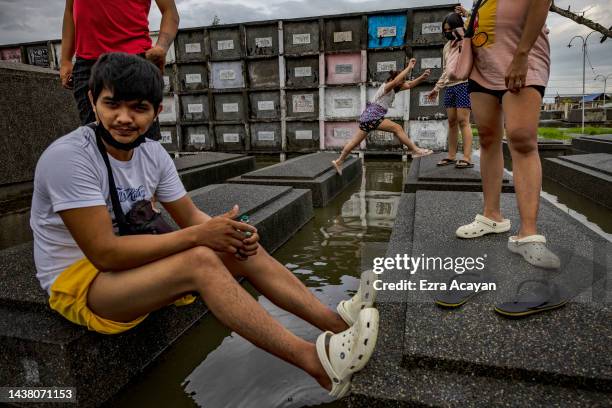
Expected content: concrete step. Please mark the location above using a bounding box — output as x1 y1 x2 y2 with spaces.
228 152 362 207
405 153 514 193
543 153 612 210
174 152 256 191
571 135 612 155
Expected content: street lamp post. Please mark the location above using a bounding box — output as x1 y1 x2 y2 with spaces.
568 31 598 134
594 74 611 122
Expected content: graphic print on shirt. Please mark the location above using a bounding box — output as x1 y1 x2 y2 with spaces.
472 0 496 48
116 185 146 203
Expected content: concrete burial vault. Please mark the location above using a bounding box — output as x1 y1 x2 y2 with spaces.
405 152 515 193
542 153 612 210
0 184 313 407
348 154 612 407
228 152 363 207
571 134 612 155
173 152 255 191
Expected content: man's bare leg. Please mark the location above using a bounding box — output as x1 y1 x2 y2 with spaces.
87 246 332 389
217 249 349 334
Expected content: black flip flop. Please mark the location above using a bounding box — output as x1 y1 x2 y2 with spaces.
433 272 492 308
495 279 569 318
437 158 457 166
455 159 474 169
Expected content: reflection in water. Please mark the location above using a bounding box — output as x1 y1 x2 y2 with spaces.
185 163 403 408
107 160 406 408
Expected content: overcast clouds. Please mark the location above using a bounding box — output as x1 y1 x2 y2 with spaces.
0 0 610 97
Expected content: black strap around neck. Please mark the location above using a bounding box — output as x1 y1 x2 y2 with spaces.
465 0 484 38
89 123 128 234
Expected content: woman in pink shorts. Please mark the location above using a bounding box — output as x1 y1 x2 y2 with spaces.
455 0 560 269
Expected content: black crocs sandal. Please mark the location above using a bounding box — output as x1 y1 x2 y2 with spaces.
494 279 569 318
455 159 474 169
433 272 492 308
437 158 457 166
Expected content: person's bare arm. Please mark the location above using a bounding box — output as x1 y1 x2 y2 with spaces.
146 0 180 71
506 0 551 92
401 69 431 91
161 195 211 228
384 58 417 93
60 0 75 89
162 196 260 259
59 201 255 272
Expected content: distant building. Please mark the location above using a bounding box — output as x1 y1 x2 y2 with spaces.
543 93 610 111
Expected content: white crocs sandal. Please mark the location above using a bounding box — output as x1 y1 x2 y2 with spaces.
316 308 380 399
508 235 561 269
337 269 377 326
456 214 511 239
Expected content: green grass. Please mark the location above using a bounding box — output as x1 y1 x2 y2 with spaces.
470 126 612 141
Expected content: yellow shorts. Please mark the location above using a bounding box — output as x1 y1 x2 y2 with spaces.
49 258 197 335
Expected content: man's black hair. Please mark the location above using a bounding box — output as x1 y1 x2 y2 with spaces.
443 12 465 31
89 52 163 111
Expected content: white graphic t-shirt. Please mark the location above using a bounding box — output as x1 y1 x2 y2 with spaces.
30 126 187 294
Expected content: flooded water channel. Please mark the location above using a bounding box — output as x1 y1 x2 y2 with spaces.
105 153 611 407
106 159 405 408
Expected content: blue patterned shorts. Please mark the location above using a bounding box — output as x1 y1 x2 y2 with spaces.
443 82 471 109
359 103 387 132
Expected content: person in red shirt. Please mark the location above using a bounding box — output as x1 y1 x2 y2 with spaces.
59 0 179 127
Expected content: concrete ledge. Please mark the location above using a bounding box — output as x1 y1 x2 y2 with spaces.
0 184 313 407
571 135 612 155
174 153 256 191
542 154 612 210
228 152 362 207
405 153 514 193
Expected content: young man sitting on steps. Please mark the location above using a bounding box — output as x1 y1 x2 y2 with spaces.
30 52 379 398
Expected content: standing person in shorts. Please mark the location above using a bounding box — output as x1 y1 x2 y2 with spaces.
332 59 433 175
455 1 560 270
427 12 474 169
59 0 179 132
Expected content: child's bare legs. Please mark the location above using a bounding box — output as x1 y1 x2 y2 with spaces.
333 129 367 174
377 119 431 155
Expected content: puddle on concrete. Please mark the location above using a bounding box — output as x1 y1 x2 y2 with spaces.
106 160 404 408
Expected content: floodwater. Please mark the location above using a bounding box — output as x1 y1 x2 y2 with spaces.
101 153 610 407
106 159 405 408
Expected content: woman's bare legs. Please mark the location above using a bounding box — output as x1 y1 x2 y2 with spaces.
470 92 505 222
445 107 459 160
333 129 368 174
457 107 473 163
502 88 543 238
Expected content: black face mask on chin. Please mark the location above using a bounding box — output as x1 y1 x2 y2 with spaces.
95 121 147 151
444 31 456 41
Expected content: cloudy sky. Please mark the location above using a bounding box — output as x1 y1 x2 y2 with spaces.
1 0 611 97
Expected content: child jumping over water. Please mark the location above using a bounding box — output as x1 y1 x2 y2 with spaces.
332 58 433 174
